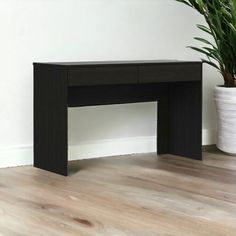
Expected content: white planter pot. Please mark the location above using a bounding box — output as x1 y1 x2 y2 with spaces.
214 86 236 154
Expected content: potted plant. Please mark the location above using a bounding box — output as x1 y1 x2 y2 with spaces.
176 0 236 154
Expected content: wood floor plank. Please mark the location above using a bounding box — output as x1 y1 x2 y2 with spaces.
0 149 236 235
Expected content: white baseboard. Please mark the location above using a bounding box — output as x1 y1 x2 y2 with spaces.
0 136 156 168
202 129 216 145
68 136 156 161
0 129 216 168
0 146 33 168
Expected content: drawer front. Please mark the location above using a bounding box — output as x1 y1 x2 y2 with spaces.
68 65 138 86
139 63 202 83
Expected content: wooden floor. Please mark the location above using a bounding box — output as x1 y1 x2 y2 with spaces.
1 147 236 236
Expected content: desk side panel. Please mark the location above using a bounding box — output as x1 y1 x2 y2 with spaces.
34 65 68 176
168 80 202 159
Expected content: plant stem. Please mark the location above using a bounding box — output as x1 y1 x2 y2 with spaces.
224 73 236 87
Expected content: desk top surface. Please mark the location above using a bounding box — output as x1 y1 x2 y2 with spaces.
34 60 202 67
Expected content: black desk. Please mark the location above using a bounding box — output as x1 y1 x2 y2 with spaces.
34 60 202 176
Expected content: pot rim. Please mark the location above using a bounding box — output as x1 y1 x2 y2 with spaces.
215 85 236 88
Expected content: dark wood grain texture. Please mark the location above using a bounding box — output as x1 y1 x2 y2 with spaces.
68 65 138 86
34 65 68 176
34 60 202 176
168 81 202 159
139 63 202 83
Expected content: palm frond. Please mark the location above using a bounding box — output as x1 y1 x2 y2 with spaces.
176 0 236 86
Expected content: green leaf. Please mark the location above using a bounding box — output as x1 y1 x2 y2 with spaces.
194 37 215 47
176 0 236 85
201 59 220 70
197 24 212 35
175 0 193 7
187 46 212 57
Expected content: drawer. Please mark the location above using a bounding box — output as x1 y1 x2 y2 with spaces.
139 63 202 83
68 65 138 86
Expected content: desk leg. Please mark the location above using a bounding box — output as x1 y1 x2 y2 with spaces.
157 81 202 160
157 95 169 154
34 66 68 176
169 81 202 159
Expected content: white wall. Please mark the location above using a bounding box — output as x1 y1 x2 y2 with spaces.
0 0 222 167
